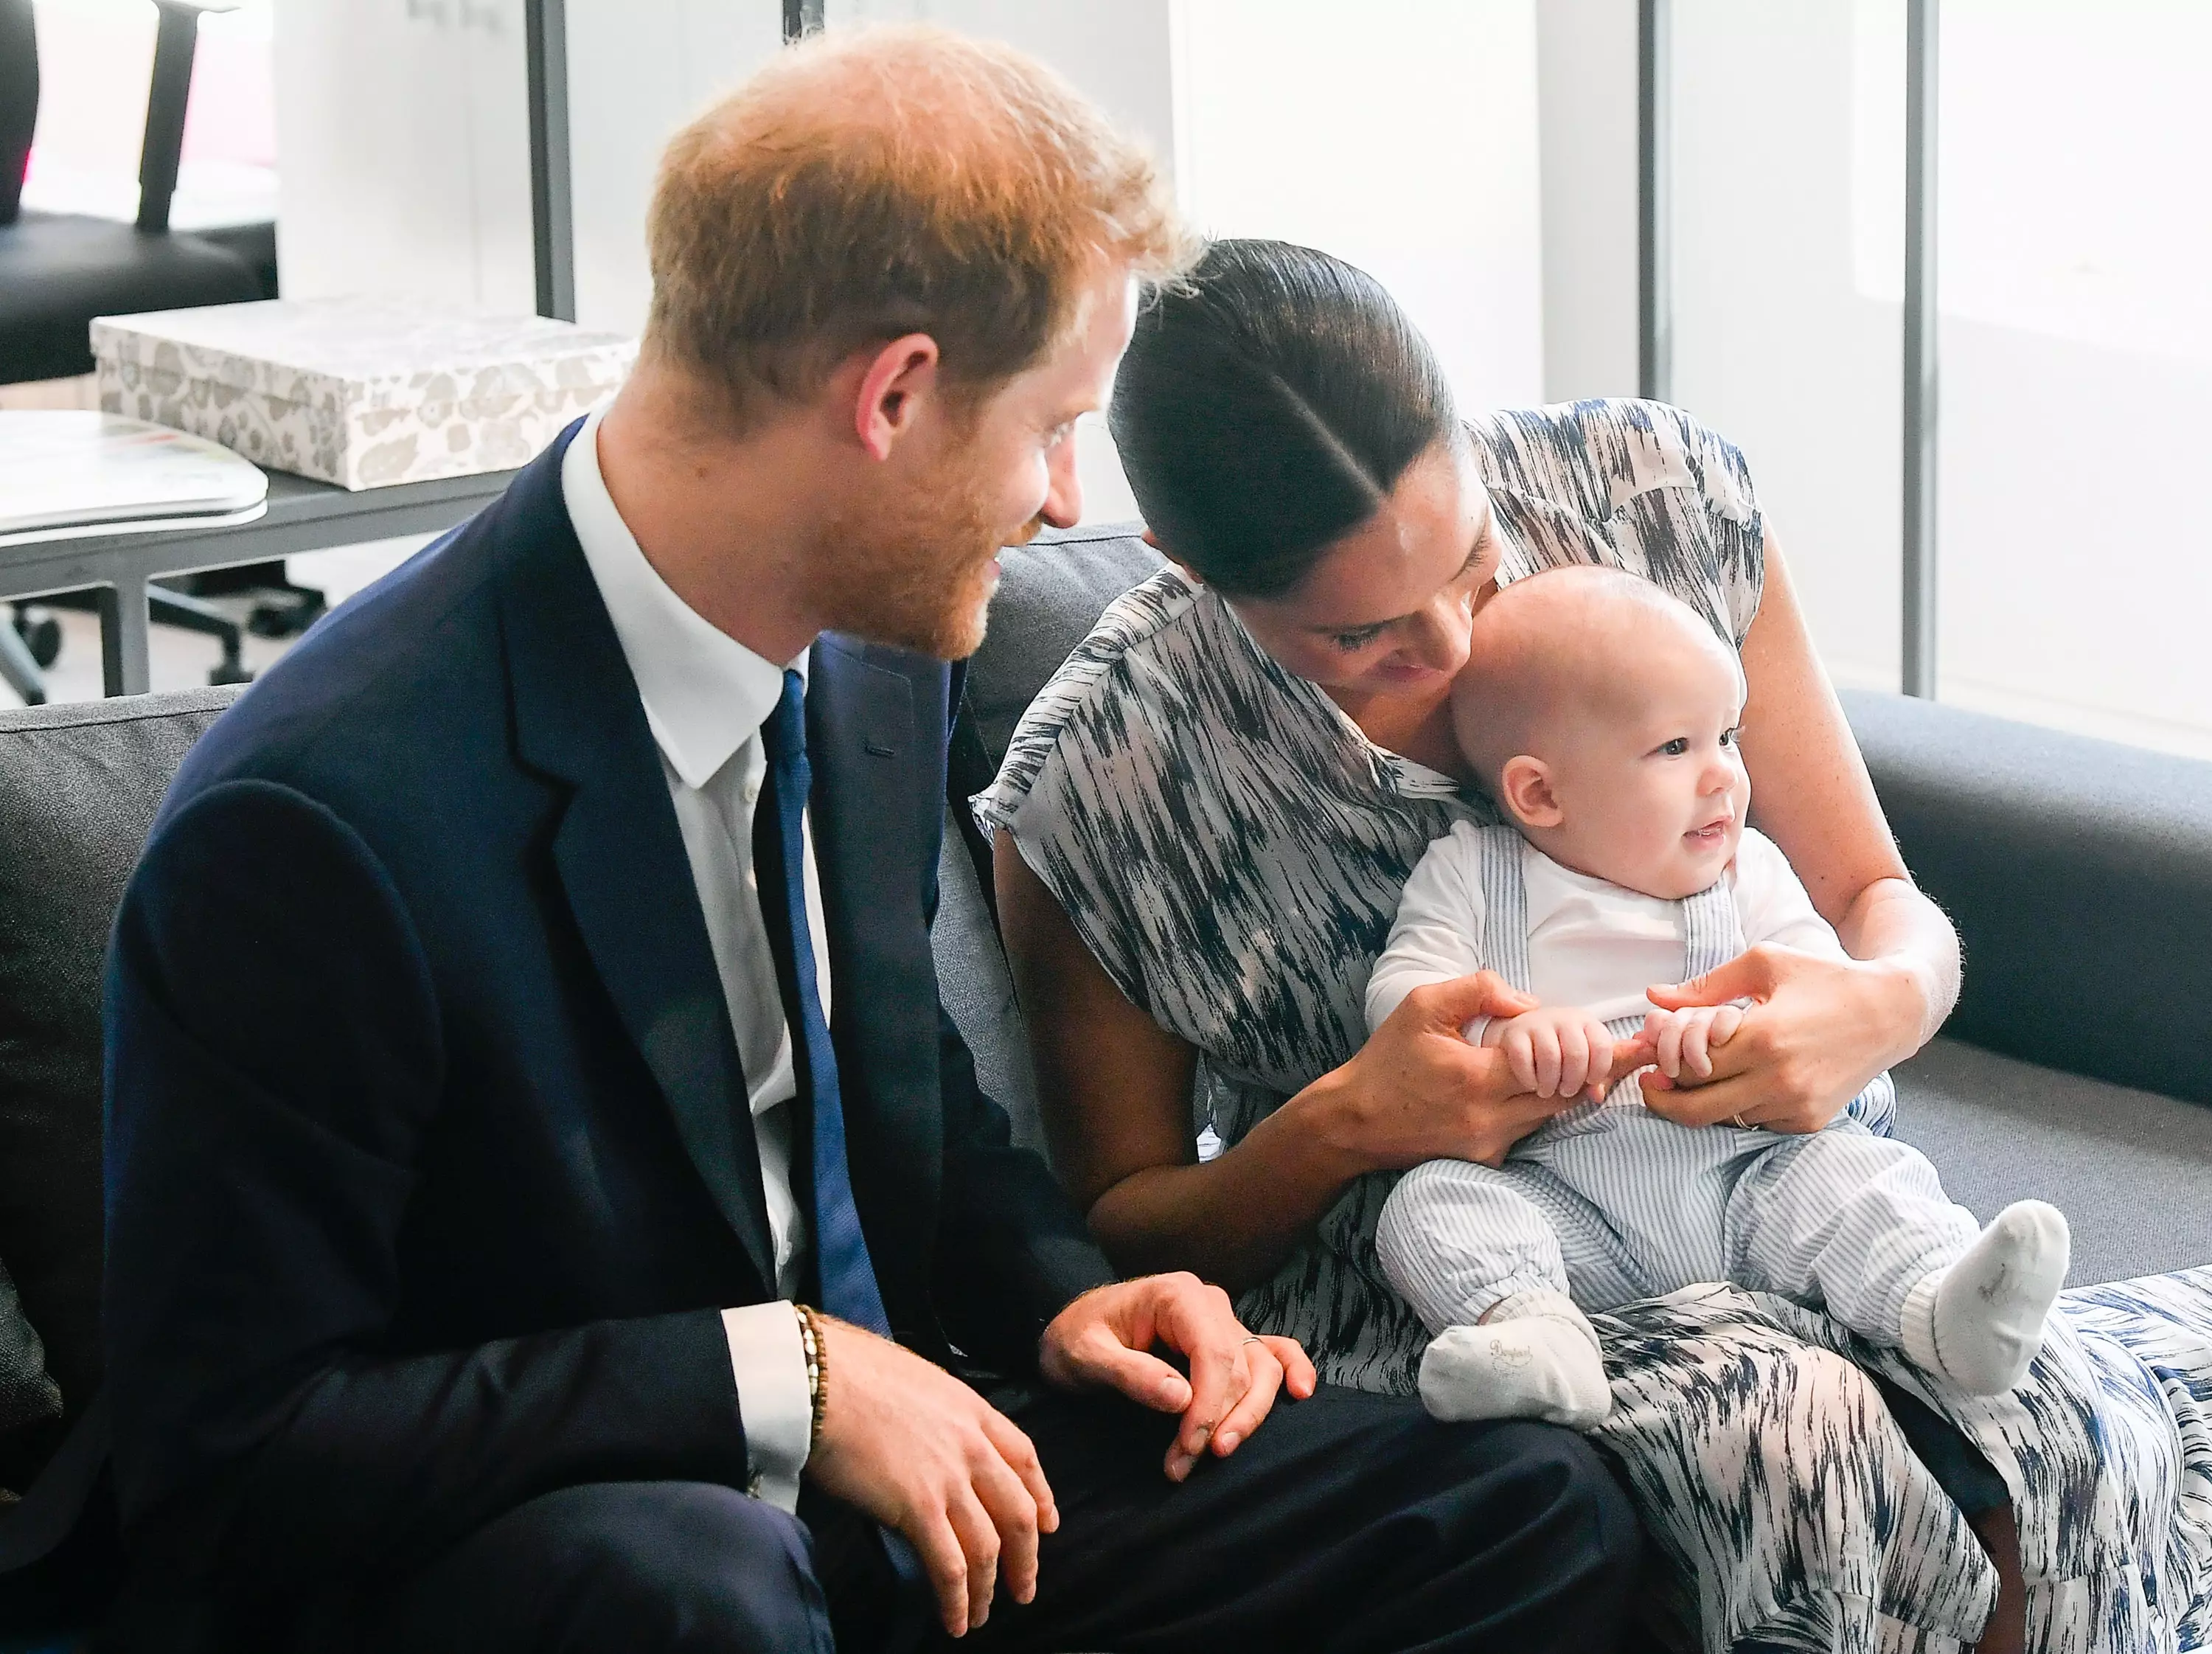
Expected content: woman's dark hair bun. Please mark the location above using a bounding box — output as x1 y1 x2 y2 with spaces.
1108 237 1459 600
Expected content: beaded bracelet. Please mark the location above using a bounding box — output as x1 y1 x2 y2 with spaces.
793 1303 828 1450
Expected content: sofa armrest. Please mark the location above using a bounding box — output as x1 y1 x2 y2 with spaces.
1842 689 2212 1105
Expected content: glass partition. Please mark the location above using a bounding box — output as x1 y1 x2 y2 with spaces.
1667 0 1905 695
1935 1 2212 757
1664 0 2212 756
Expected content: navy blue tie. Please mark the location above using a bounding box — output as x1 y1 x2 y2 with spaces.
756 669 928 1630
753 669 893 1337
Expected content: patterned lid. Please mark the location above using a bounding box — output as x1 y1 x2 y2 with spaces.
88 298 637 413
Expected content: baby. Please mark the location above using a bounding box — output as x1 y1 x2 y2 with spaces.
1367 565 2070 1430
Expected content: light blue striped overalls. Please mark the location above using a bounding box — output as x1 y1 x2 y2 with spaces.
1375 825 1979 1349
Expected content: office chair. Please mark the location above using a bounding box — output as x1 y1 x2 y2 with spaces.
0 608 52 706
0 0 269 381
1 0 269 701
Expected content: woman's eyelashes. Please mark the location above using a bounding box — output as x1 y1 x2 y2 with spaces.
1330 623 1388 653
1323 535 1492 654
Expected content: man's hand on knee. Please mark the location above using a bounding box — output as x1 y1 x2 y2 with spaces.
1037 1273 1318 1483
804 1318 1056 1639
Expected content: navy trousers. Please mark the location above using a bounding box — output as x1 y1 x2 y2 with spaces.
353 1384 1641 1654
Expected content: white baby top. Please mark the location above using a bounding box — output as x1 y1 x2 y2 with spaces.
1365 824 1846 1035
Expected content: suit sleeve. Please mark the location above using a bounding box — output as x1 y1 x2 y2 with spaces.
928 1007 1116 1376
103 778 749 1588
920 663 1114 1374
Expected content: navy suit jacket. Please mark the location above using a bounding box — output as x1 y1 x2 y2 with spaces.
100 423 1114 1622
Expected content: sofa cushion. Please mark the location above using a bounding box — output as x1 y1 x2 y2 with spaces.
1894 1037 2212 1285
0 686 240 1491
0 1257 59 1480
964 522 1161 774
933 810 1046 1159
948 523 1159 919
1843 689 2212 1105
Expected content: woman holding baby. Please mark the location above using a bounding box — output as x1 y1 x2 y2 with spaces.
978 239 2212 1651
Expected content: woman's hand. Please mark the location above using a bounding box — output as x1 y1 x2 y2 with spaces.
1310 973 1647 1170
1638 942 1927 1132
1040 1273 1317 1481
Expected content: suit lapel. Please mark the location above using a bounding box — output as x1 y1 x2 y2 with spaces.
493 428 777 1292
807 636 943 1321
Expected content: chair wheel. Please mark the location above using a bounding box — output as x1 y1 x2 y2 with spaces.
209 661 255 687
15 612 61 669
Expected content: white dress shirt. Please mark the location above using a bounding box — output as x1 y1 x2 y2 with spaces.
563 406 818 1512
1366 824 1847 1035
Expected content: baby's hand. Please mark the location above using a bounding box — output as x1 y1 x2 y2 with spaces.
1484 1007 1618 1100
1639 1003 1746 1085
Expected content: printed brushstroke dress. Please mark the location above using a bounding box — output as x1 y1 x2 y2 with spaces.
976 398 2212 1653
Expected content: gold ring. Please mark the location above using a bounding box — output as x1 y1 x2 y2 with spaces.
1729 1112 1749 1128
1239 1335 1263 1346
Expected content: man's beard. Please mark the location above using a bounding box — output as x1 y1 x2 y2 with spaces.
813 448 1039 661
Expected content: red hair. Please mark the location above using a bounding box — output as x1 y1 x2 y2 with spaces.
644 24 1191 426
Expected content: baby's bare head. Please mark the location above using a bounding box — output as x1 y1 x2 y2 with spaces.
1452 564 1751 896
1450 566 1716 780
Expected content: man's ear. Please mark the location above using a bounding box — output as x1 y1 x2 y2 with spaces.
852 332 942 462
1499 755 1563 830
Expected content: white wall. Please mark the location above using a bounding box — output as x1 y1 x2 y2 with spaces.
273 1 535 313
1184 0 1543 415
565 2 786 336
276 1 779 326
1534 0 1638 403
1646 1 2212 758
867 0 1181 195
1172 0 1545 419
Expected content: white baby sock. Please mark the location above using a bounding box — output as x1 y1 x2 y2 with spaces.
1899 1200 2070 1395
1418 1290 1613 1431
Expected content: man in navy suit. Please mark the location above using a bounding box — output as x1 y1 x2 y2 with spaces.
102 25 1638 1653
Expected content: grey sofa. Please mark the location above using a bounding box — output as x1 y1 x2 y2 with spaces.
2 522 2210 1642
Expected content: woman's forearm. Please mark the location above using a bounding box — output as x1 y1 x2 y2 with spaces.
998 832 1554 1296
1088 971 1565 1291
1737 534 1960 1063
1088 1068 1368 1294
1836 875 1961 1056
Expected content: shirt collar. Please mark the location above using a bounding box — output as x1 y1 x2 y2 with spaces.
563 405 804 790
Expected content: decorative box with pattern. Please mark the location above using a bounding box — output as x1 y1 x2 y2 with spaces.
91 299 637 490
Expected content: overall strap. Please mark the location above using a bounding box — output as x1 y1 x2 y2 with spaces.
1475 824 1535 995
1677 866 1747 984
1667 862 1900 1130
